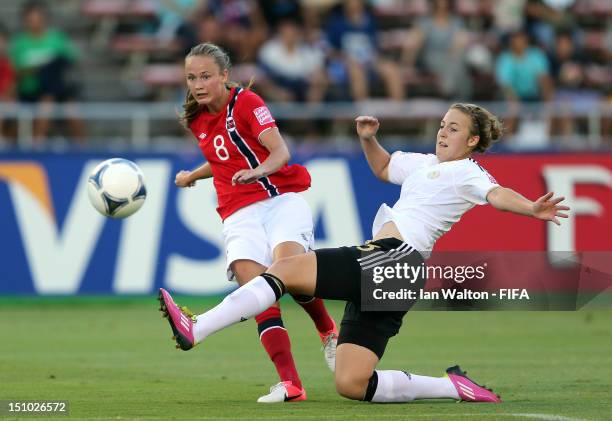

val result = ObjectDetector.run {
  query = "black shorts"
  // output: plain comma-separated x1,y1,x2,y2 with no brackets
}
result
314,238,425,359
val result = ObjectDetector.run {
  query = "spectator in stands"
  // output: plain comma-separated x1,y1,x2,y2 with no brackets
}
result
548,30,599,142
401,0,472,99
257,0,302,29
299,1,331,45
324,0,404,101
496,30,554,137
255,0,327,48
205,0,267,62
496,31,553,103
258,18,327,103
549,30,585,91
524,0,575,51
192,11,233,57
153,0,203,56
0,24,15,145
492,0,527,39
9,0,84,145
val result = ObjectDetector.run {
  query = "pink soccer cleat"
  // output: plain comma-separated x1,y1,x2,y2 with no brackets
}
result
158,288,196,351
446,365,502,403
256,381,307,403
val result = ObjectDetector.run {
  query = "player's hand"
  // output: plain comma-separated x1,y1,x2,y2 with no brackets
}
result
175,170,195,188
532,192,570,225
355,116,380,140
232,168,263,185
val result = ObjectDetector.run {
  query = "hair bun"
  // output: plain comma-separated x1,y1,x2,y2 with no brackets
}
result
488,116,503,142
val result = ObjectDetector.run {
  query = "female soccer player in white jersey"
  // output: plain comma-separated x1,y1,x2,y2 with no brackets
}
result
160,103,570,403
170,43,338,403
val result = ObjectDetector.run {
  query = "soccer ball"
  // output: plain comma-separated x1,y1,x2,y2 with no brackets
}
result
87,158,147,218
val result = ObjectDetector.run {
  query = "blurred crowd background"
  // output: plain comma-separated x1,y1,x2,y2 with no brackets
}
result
0,0,610,151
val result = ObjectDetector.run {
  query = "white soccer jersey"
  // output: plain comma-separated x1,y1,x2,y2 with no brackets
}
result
372,152,500,258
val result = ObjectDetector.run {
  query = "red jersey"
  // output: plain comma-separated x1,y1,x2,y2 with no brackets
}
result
189,87,311,219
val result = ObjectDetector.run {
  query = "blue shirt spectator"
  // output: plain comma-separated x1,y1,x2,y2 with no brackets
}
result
496,31,552,101
323,0,404,101
325,2,378,65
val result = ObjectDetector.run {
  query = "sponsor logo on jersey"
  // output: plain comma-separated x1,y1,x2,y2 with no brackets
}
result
199,133,207,140
427,170,440,179
226,117,236,130
254,106,274,125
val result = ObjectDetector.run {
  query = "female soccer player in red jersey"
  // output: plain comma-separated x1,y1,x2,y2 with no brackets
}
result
171,43,338,403
160,103,570,403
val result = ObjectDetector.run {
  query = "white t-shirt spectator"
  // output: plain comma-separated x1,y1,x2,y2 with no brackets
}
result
258,39,324,80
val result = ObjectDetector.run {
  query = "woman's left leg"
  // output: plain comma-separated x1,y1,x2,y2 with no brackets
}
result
331,298,500,403
332,307,463,403
336,341,462,403
335,343,379,400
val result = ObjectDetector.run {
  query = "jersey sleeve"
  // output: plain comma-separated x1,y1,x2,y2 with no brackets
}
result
454,162,500,205
187,113,203,140
388,152,435,185
235,90,277,140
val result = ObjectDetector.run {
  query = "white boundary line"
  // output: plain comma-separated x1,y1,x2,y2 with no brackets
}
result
78,413,589,421
511,414,587,421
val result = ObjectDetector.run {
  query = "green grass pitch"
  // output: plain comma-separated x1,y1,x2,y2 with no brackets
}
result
1,297,611,420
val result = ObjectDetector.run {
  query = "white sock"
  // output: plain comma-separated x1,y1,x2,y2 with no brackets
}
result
371,370,460,403
193,276,277,342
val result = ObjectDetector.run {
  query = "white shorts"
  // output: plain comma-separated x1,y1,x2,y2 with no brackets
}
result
222,192,314,280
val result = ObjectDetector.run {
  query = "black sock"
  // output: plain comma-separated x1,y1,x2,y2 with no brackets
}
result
363,371,378,402
261,273,286,300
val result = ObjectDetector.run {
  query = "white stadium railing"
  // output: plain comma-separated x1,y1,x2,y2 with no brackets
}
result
1,100,610,150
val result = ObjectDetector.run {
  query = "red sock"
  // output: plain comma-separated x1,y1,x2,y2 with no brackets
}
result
292,296,335,334
255,307,302,389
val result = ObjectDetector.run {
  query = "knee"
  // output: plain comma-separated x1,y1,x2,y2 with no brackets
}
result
334,372,369,401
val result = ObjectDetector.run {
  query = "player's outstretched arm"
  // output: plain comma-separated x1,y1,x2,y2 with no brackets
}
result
232,128,290,185
487,187,570,225
175,162,212,188
355,116,392,182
